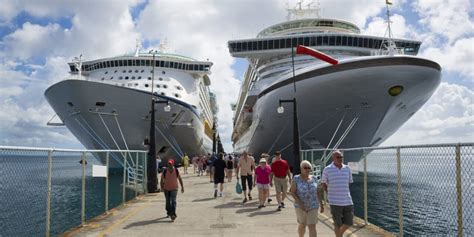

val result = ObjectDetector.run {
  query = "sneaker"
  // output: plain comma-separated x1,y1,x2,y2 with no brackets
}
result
248,194,252,200
242,198,247,203
170,215,176,221
258,204,264,209
277,205,282,211
214,190,218,198
267,198,272,203
281,202,285,208
219,192,223,197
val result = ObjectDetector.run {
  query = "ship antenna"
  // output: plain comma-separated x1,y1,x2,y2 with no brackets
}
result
73,54,83,80
159,38,169,53
134,39,140,57
286,0,320,20
380,0,398,55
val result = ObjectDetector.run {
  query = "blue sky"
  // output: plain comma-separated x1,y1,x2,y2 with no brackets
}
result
0,0,472,151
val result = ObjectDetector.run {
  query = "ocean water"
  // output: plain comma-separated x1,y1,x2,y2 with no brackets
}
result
0,152,472,236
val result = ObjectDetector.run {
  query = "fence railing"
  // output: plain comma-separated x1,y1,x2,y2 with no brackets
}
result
0,146,148,237
301,143,473,237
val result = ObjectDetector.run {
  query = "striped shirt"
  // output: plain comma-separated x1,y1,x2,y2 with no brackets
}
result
321,162,353,206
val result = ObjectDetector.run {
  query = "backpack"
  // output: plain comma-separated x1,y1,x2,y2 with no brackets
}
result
162,167,179,178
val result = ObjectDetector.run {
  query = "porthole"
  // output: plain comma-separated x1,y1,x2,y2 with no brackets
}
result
110,77,114,80
156,85,160,88
162,71,165,74
161,92,165,96
150,70,154,73
141,69,144,73
128,70,132,73
123,70,126,73
176,86,182,90
134,83,139,86
125,76,129,80
105,71,108,74
135,70,139,73
174,94,180,98
148,77,151,80
163,85,168,89
121,83,125,86
138,76,142,79
114,70,117,73
145,84,149,87
132,76,135,79
119,76,123,80
159,77,163,81
101,77,105,81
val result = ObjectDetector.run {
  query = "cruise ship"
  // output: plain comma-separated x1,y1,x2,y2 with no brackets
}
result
228,4,441,166
45,47,218,167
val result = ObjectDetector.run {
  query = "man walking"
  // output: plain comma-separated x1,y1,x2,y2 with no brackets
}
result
236,150,255,203
160,159,184,222
212,153,227,197
270,151,292,211
321,150,354,237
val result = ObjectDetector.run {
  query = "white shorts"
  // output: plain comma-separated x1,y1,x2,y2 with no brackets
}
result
295,208,319,225
256,183,270,189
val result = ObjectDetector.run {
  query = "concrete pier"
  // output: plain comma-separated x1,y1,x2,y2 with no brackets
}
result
64,168,392,237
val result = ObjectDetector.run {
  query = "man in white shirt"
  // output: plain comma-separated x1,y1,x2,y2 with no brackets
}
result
321,150,354,237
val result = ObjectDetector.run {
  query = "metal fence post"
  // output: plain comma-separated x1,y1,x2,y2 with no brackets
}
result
455,144,463,237
105,151,109,212
396,147,404,237
122,155,127,205
135,152,138,198
144,152,148,194
46,150,53,237
363,152,368,225
81,152,86,225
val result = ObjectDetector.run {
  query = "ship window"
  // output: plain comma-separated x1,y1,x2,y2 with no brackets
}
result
242,41,247,51
114,70,117,73
114,61,118,67
110,77,114,80
368,38,374,48
162,71,166,74
262,41,267,50
138,76,142,79
119,76,123,79
106,61,110,67
105,71,108,74
235,42,241,52
68,102,74,107
150,70,154,73
269,40,274,49
174,94,180,98
163,85,168,89
316,36,322,46
279,39,285,48
145,84,149,87
161,92,165,96
123,70,126,73
304,37,309,46
101,77,104,81
250,41,256,50
178,63,182,69
170,62,174,68
348,37,353,46
257,41,262,50
145,60,150,66
148,77,151,80
374,39,381,49
140,60,145,66
155,60,159,67
199,65,204,71
336,36,341,45
127,60,132,66
157,85,160,88
141,69,144,73
118,60,122,67
164,61,170,68
159,77,163,81
125,76,129,80
342,36,347,46
322,36,329,45
298,37,304,45
131,76,135,79
135,83,139,86
128,70,132,73
159,61,164,67
309,37,316,46
135,70,139,73
204,65,210,71
176,86,182,90
121,83,125,87
329,36,336,46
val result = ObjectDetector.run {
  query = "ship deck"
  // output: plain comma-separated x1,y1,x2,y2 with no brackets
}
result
63,167,390,237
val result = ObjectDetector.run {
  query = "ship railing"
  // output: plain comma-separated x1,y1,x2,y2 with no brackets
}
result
0,146,148,237
371,47,405,56
301,142,473,237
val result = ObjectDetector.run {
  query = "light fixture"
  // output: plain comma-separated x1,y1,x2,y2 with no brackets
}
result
164,104,171,112
277,106,284,114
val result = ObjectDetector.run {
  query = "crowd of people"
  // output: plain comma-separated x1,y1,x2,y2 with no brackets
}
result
156,150,354,237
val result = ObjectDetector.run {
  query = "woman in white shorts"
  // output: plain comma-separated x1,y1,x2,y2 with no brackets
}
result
254,156,272,208
290,160,324,237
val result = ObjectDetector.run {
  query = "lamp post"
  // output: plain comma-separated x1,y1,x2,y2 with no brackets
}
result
277,98,301,175
147,50,170,193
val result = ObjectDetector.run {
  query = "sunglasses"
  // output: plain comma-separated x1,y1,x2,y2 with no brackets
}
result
336,156,343,158
302,167,312,170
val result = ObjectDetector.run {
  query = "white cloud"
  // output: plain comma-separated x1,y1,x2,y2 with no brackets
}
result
412,0,473,44
382,82,474,145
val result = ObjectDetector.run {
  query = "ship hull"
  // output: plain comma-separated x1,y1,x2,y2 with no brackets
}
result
45,79,212,168
233,57,441,167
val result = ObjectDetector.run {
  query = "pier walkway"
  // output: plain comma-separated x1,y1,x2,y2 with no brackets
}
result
64,168,390,237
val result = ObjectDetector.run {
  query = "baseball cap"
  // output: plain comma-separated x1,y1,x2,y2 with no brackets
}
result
168,159,175,165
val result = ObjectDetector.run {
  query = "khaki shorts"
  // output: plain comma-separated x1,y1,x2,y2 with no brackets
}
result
273,177,288,193
295,208,319,225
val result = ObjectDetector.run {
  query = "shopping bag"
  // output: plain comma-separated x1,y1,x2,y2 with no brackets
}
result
235,180,242,194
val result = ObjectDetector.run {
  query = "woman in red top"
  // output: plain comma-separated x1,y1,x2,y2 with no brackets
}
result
254,157,272,208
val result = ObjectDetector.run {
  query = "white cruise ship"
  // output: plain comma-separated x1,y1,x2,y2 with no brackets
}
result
45,48,218,167
228,4,441,165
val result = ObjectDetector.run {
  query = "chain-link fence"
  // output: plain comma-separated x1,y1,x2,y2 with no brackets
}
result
0,146,148,237
301,143,473,237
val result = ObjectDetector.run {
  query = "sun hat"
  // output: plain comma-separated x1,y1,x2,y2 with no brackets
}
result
259,158,267,163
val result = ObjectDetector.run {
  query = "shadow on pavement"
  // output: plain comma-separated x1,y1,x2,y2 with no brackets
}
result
123,216,171,229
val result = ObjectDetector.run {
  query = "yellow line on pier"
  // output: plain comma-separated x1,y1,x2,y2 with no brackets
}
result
98,200,151,237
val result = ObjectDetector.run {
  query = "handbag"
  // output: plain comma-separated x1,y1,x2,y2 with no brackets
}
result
235,180,242,194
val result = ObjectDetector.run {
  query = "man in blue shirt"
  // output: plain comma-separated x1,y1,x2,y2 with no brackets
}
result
321,150,354,237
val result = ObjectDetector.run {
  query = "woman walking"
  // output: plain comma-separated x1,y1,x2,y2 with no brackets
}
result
254,156,272,208
290,160,323,237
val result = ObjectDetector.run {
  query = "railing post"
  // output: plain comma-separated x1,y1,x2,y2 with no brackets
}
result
135,152,138,198
105,151,109,212
396,147,403,237
455,144,463,237
46,150,53,237
81,152,86,226
122,155,127,205
363,152,368,225
144,152,148,194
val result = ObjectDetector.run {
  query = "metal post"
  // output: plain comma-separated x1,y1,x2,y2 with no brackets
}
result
363,153,368,225
396,147,403,237
144,152,148,194
455,144,463,237
122,155,127,205
147,50,158,193
293,98,301,175
81,152,86,225
105,151,109,212
45,150,53,237
135,152,138,198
